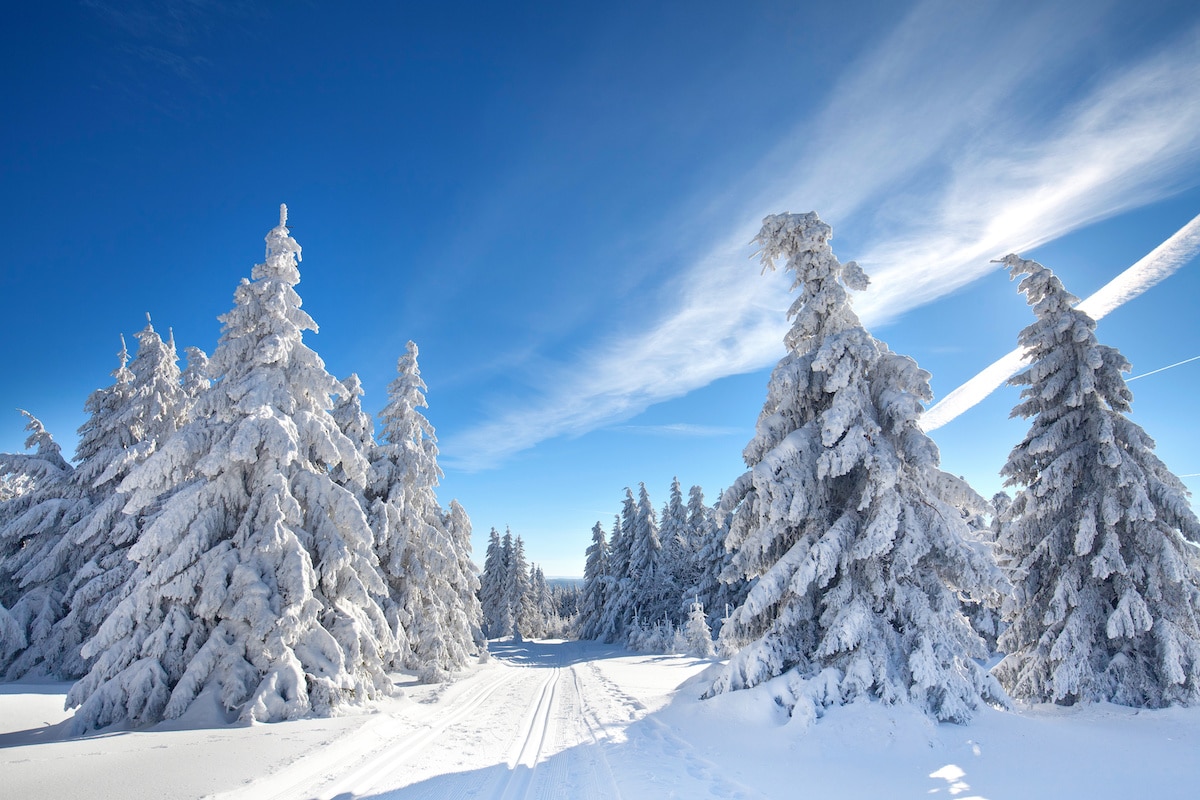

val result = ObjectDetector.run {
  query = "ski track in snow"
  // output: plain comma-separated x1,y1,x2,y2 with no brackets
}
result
202,640,768,800
211,665,519,800
210,640,653,800
208,639,747,800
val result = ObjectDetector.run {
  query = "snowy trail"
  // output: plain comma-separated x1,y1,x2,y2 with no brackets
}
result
210,664,520,800
211,640,628,800
495,666,561,800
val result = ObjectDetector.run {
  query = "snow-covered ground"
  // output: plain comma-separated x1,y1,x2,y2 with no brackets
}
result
2,639,1198,799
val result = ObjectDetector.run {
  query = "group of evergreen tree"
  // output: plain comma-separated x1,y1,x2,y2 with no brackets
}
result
0,207,483,732
478,528,573,639
577,480,749,654
4,205,1198,735
693,212,1200,722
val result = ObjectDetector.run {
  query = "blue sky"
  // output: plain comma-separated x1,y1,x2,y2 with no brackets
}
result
3,1,1200,577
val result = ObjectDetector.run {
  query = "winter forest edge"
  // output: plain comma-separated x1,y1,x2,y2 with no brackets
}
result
2,206,1199,737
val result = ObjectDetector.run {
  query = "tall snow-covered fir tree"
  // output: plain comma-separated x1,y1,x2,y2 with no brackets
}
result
443,499,485,651
508,535,536,640
529,565,551,639
994,254,1200,707
599,495,636,642
370,341,481,680
658,477,689,622
67,206,396,732
48,320,190,680
0,318,190,682
628,483,666,623
579,521,609,640
331,373,376,492
181,345,211,407
707,212,1005,723
480,527,511,638
692,490,747,632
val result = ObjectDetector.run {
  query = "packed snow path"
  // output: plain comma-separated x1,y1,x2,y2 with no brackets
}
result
212,638,756,800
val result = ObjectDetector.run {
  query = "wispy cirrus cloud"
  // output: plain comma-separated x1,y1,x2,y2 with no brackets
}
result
442,1,1200,471
851,38,1200,327
611,423,745,438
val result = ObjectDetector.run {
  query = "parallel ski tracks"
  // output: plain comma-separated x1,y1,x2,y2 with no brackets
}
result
215,642,728,800
565,663,625,800
222,667,517,800
495,666,561,800
308,668,518,800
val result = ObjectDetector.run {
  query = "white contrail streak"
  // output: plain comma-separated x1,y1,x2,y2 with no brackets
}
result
1127,354,1200,382
922,212,1200,431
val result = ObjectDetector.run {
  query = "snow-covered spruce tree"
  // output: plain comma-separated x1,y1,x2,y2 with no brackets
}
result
0,413,75,567
658,477,689,623
994,254,1200,707
938,473,1006,655
628,484,663,626
599,496,636,643
706,212,1005,723
47,320,190,680
0,322,180,681
678,485,710,598
67,206,396,732
443,500,485,651
480,528,511,638
370,341,480,680
528,565,550,639
331,373,375,491
0,411,90,678
508,535,536,640
181,345,211,408
579,521,609,640
684,598,716,658
693,494,748,634
980,492,1013,651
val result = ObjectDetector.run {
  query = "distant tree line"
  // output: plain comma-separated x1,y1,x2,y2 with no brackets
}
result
478,527,577,640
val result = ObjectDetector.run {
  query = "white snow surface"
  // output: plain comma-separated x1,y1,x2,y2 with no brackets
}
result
2,639,1198,799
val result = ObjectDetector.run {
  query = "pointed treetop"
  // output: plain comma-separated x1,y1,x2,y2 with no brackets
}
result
260,204,302,278
117,334,129,367
18,409,56,454
145,311,153,328
1001,253,1082,318
341,372,364,396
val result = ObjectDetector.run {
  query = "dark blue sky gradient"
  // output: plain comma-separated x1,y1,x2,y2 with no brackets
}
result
4,1,1200,575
